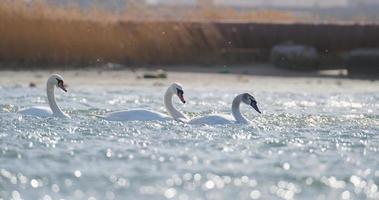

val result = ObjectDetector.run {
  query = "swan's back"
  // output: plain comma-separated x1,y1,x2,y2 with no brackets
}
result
189,114,235,125
18,106,53,117
103,109,170,122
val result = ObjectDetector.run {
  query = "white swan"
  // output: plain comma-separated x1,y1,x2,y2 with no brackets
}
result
101,83,188,122
189,93,261,125
18,74,70,118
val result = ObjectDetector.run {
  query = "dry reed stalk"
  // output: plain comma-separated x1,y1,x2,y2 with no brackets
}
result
0,1,316,65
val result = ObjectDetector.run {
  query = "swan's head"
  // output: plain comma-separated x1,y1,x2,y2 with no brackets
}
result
242,93,261,114
170,83,186,104
48,74,67,92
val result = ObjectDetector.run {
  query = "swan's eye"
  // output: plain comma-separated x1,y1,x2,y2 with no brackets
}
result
177,88,184,96
56,79,63,87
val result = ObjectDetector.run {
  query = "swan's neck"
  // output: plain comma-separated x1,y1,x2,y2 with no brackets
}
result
164,89,187,121
232,94,249,124
47,83,66,117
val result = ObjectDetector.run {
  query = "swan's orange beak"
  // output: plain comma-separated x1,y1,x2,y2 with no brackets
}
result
58,81,67,92
178,94,186,104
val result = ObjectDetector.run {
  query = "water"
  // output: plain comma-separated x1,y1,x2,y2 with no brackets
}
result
0,79,378,200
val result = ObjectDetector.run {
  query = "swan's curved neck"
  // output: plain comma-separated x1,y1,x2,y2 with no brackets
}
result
232,94,249,124
47,82,66,117
164,88,187,121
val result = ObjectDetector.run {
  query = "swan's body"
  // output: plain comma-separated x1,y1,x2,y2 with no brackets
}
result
100,109,170,121
189,93,261,125
102,83,187,122
18,74,70,118
189,114,235,125
18,106,54,118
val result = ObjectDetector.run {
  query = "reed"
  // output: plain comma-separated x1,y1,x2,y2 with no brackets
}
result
0,1,297,66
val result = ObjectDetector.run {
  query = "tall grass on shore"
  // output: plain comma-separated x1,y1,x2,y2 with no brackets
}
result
0,1,298,65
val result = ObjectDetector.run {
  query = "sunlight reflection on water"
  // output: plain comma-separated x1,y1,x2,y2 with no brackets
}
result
0,86,378,199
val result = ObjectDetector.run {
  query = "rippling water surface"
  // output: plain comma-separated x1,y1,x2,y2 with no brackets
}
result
0,80,378,200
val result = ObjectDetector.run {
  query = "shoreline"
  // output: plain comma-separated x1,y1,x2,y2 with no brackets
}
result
0,63,349,77
0,65,378,94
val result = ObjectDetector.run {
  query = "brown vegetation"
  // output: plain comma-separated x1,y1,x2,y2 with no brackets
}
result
0,1,297,65
1,1,379,66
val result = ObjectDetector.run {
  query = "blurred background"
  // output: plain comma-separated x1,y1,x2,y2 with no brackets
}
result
1,0,379,76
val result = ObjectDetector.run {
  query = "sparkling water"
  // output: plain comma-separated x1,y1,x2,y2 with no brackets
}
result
0,77,378,200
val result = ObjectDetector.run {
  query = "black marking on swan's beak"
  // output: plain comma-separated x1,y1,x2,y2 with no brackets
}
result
177,89,186,104
250,101,261,114
57,79,67,92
